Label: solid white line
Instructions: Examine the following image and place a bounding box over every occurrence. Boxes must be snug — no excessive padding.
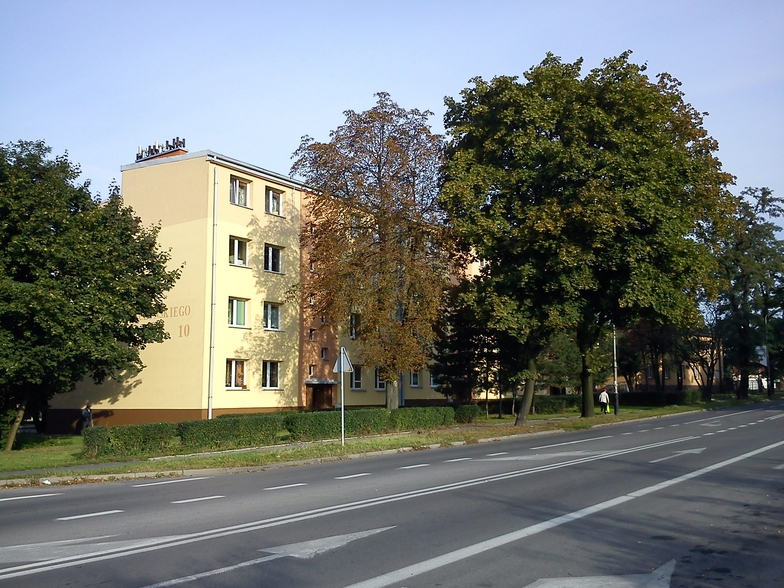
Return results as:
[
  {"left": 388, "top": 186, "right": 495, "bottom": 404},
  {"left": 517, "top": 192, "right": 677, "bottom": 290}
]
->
[
  {"left": 56, "top": 510, "right": 123, "bottom": 521},
  {"left": 399, "top": 464, "right": 429, "bottom": 469},
  {"left": 171, "top": 496, "right": 224, "bottom": 504},
  {"left": 142, "top": 554, "right": 283, "bottom": 587},
  {"left": 264, "top": 483, "right": 307, "bottom": 491},
  {"left": 0, "top": 493, "right": 62, "bottom": 502},
  {"left": 530, "top": 435, "right": 612, "bottom": 449},
  {"left": 133, "top": 477, "right": 212, "bottom": 488},
  {"left": 444, "top": 458, "right": 472, "bottom": 462},
  {"left": 342, "top": 438, "right": 784, "bottom": 588},
  {"left": 335, "top": 473, "right": 371, "bottom": 480}
]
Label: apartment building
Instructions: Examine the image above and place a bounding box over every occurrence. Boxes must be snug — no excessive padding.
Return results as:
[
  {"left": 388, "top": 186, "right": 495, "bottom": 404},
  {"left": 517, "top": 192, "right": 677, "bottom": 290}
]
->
[{"left": 48, "top": 144, "right": 443, "bottom": 432}]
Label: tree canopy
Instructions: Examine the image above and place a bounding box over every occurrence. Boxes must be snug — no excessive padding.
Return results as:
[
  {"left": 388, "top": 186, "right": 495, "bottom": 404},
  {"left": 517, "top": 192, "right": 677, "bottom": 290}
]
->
[
  {"left": 291, "top": 94, "right": 455, "bottom": 409},
  {"left": 0, "top": 141, "right": 180, "bottom": 449},
  {"left": 440, "top": 52, "right": 736, "bottom": 416}
]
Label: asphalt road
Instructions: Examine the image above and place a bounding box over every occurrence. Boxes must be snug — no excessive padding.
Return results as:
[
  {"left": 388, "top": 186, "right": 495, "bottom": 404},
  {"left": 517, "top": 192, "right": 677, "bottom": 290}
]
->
[{"left": 1, "top": 402, "right": 783, "bottom": 587}]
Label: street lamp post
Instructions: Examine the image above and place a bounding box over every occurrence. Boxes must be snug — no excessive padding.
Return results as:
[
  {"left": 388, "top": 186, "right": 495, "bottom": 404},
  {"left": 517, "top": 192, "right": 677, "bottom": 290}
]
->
[{"left": 613, "top": 325, "right": 619, "bottom": 415}]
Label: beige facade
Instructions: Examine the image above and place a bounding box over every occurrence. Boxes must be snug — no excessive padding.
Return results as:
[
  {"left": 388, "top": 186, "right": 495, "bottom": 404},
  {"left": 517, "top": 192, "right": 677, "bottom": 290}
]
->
[{"left": 49, "top": 148, "right": 445, "bottom": 432}]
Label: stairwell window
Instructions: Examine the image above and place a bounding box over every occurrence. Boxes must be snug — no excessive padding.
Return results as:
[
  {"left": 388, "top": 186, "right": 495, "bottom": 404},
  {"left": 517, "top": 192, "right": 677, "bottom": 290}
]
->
[
  {"left": 228, "top": 298, "right": 248, "bottom": 327},
  {"left": 264, "top": 244, "right": 282, "bottom": 273},
  {"left": 263, "top": 302, "right": 281, "bottom": 330},
  {"left": 349, "top": 313, "right": 360, "bottom": 339},
  {"left": 229, "top": 237, "right": 249, "bottom": 266},
  {"left": 230, "top": 177, "right": 250, "bottom": 207},
  {"left": 262, "top": 361, "right": 279, "bottom": 388},
  {"left": 266, "top": 187, "right": 282, "bottom": 215},
  {"left": 225, "top": 359, "right": 246, "bottom": 389}
]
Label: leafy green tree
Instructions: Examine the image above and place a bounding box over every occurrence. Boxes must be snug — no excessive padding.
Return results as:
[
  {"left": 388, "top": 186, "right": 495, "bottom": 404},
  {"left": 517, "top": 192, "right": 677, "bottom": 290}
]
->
[
  {"left": 291, "top": 94, "right": 454, "bottom": 409},
  {"left": 440, "top": 52, "right": 735, "bottom": 417},
  {"left": 717, "top": 187, "right": 784, "bottom": 398},
  {"left": 0, "top": 141, "right": 180, "bottom": 450}
]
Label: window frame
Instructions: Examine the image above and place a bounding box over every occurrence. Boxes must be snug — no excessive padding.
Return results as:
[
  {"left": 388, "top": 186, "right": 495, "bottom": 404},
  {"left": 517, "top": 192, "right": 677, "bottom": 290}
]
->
[
  {"left": 351, "top": 366, "right": 363, "bottom": 390},
  {"left": 410, "top": 370, "right": 420, "bottom": 387},
  {"left": 264, "top": 244, "right": 283, "bottom": 273},
  {"left": 230, "top": 176, "right": 250, "bottom": 207},
  {"left": 349, "top": 313, "right": 360, "bottom": 340},
  {"left": 262, "top": 360, "right": 279, "bottom": 389},
  {"left": 374, "top": 368, "right": 386, "bottom": 391},
  {"left": 225, "top": 359, "right": 247, "bottom": 389},
  {"left": 228, "top": 297, "right": 248, "bottom": 327},
  {"left": 229, "top": 236, "right": 249, "bottom": 267},
  {"left": 265, "top": 187, "right": 282, "bottom": 216},
  {"left": 263, "top": 301, "right": 281, "bottom": 330}
]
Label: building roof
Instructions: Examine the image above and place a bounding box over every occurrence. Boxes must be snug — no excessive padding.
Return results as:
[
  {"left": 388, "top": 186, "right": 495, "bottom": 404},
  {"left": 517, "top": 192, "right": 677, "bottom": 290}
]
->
[{"left": 120, "top": 149, "right": 309, "bottom": 191}]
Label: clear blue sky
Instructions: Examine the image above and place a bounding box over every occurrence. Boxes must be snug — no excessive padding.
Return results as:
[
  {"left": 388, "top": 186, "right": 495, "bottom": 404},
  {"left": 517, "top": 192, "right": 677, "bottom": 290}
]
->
[{"left": 2, "top": 1, "right": 781, "bottom": 201}]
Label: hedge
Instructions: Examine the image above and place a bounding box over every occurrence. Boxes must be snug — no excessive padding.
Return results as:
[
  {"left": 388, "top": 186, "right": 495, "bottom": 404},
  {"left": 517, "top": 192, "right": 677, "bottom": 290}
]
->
[
  {"left": 284, "top": 411, "right": 342, "bottom": 442},
  {"left": 533, "top": 395, "right": 583, "bottom": 414},
  {"left": 388, "top": 406, "right": 455, "bottom": 431},
  {"left": 178, "top": 413, "right": 285, "bottom": 450},
  {"left": 455, "top": 404, "right": 483, "bottom": 423},
  {"left": 82, "top": 422, "right": 178, "bottom": 458}
]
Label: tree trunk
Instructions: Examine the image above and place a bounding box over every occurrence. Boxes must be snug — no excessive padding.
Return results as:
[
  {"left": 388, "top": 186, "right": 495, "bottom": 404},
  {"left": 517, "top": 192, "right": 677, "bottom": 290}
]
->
[
  {"left": 581, "top": 353, "right": 594, "bottom": 418},
  {"left": 3, "top": 399, "right": 27, "bottom": 453},
  {"left": 386, "top": 379, "right": 400, "bottom": 409},
  {"left": 514, "top": 358, "right": 537, "bottom": 426}
]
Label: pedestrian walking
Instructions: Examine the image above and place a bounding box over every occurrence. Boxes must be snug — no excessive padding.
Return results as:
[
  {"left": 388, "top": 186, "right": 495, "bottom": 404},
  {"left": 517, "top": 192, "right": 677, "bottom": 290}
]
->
[
  {"left": 598, "top": 388, "right": 610, "bottom": 414},
  {"left": 81, "top": 403, "right": 93, "bottom": 432}
]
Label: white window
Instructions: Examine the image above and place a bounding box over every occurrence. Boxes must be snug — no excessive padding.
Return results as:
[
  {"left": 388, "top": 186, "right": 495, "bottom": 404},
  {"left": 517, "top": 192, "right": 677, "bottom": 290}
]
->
[
  {"left": 308, "top": 329, "right": 316, "bottom": 341},
  {"left": 230, "top": 177, "right": 250, "bottom": 207},
  {"left": 321, "top": 347, "right": 328, "bottom": 360},
  {"left": 309, "top": 364, "right": 315, "bottom": 377},
  {"left": 375, "top": 368, "right": 386, "bottom": 391},
  {"left": 262, "top": 361, "right": 279, "bottom": 388},
  {"left": 410, "top": 371, "right": 420, "bottom": 387},
  {"left": 228, "top": 298, "right": 247, "bottom": 327},
  {"left": 266, "top": 187, "right": 282, "bottom": 215},
  {"left": 430, "top": 371, "right": 437, "bottom": 387},
  {"left": 351, "top": 367, "right": 363, "bottom": 390},
  {"left": 264, "top": 244, "right": 282, "bottom": 273},
  {"left": 229, "top": 237, "right": 249, "bottom": 266},
  {"left": 349, "top": 313, "right": 360, "bottom": 340},
  {"left": 263, "top": 302, "right": 281, "bottom": 330},
  {"left": 225, "top": 359, "right": 246, "bottom": 389}
]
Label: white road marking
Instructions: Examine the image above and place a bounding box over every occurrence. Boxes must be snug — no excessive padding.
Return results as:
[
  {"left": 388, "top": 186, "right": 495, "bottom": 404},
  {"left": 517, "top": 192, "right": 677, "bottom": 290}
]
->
[
  {"left": 335, "top": 473, "right": 371, "bottom": 480},
  {"left": 398, "top": 464, "right": 429, "bottom": 469},
  {"left": 171, "top": 496, "right": 224, "bottom": 504},
  {"left": 342, "top": 439, "right": 784, "bottom": 588},
  {"left": 56, "top": 510, "right": 123, "bottom": 521},
  {"left": 670, "top": 424, "right": 680, "bottom": 427},
  {"left": 140, "top": 527, "right": 395, "bottom": 588},
  {"left": 774, "top": 463, "right": 784, "bottom": 470},
  {"left": 524, "top": 559, "right": 675, "bottom": 587},
  {"left": 264, "top": 483, "right": 307, "bottom": 491},
  {"left": 638, "top": 430, "right": 649, "bottom": 433},
  {"left": 133, "top": 477, "right": 212, "bottom": 487},
  {"left": 654, "top": 427, "right": 664, "bottom": 430},
  {"left": 444, "top": 457, "right": 472, "bottom": 462},
  {"left": 621, "top": 432, "right": 634, "bottom": 436},
  {"left": 649, "top": 448, "right": 706, "bottom": 463},
  {"left": 531, "top": 435, "right": 612, "bottom": 449},
  {"left": 486, "top": 452, "right": 508, "bottom": 457},
  {"left": 0, "top": 493, "right": 62, "bottom": 502}
]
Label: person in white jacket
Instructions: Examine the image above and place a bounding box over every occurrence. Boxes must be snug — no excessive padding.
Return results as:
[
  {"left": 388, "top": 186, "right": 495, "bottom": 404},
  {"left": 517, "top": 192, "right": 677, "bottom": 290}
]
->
[{"left": 598, "top": 389, "right": 610, "bottom": 414}]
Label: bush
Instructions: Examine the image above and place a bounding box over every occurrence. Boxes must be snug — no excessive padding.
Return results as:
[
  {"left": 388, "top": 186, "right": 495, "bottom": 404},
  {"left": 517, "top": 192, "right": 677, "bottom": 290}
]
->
[
  {"left": 455, "top": 404, "right": 483, "bottom": 423},
  {"left": 178, "top": 413, "right": 285, "bottom": 450},
  {"left": 533, "top": 395, "right": 582, "bottom": 414},
  {"left": 284, "top": 411, "right": 342, "bottom": 442},
  {"left": 344, "top": 408, "right": 392, "bottom": 436},
  {"left": 82, "top": 423, "right": 178, "bottom": 458},
  {"left": 389, "top": 406, "right": 455, "bottom": 431}
]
